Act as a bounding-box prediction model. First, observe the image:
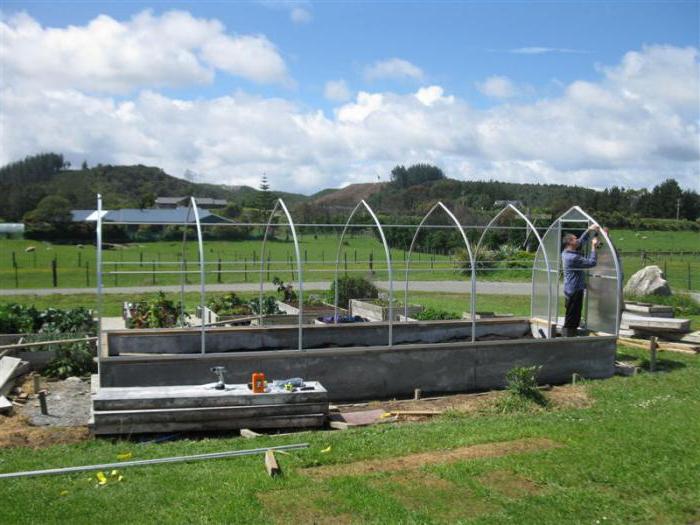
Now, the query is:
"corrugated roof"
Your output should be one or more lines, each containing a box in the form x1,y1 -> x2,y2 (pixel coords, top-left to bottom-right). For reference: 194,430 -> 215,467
155,196 -> 186,204
154,196 -> 227,206
71,207 -> 232,224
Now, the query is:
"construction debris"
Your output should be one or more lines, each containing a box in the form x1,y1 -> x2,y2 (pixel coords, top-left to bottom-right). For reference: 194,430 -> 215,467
0,356 -> 30,397
264,450 -> 282,477
618,301 -> 697,354
0,396 -> 12,414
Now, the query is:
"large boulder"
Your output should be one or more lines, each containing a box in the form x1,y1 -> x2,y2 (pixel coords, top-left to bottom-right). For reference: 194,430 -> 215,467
624,265 -> 672,296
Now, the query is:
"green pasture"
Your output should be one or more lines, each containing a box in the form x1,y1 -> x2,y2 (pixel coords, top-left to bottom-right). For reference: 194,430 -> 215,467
1,229 -> 698,290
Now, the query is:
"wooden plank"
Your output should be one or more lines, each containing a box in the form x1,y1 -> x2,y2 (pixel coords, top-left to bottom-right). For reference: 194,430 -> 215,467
0,336 -> 97,351
93,413 -> 326,435
93,402 -> 329,425
389,410 -> 443,416
265,450 -> 281,477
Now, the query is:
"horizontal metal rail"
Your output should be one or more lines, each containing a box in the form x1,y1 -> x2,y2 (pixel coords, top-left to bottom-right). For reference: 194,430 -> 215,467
99,221 -> 550,230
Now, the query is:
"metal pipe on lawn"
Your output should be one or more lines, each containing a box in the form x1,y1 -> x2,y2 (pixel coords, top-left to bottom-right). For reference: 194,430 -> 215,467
189,197 -> 206,354
0,443 -> 309,480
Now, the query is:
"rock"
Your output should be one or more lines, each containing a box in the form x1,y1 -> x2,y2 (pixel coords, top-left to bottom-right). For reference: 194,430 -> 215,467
65,377 -> 82,383
623,265 -> 672,297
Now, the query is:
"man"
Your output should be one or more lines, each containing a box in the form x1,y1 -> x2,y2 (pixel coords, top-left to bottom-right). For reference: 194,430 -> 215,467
561,225 -> 600,337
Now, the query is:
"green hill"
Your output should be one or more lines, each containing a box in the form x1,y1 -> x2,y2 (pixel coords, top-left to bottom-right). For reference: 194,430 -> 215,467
0,153 -> 307,221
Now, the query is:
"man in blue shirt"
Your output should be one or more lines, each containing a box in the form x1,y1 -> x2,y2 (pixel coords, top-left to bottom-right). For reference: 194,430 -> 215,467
561,225 -> 599,337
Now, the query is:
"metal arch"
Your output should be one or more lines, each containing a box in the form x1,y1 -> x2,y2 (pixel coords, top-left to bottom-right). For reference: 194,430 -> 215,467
95,194 -> 103,382
404,202 -> 477,341
259,199 -> 304,351
333,200 -> 394,346
553,205 -> 623,334
179,198 -> 206,352
475,204 -> 554,338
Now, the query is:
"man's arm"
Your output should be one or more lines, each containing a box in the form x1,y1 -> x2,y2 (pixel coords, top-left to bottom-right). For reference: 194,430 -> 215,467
576,225 -> 599,247
571,237 -> 599,268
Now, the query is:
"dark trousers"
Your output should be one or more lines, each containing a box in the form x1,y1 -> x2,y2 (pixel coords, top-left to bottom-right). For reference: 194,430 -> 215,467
564,289 -> 584,336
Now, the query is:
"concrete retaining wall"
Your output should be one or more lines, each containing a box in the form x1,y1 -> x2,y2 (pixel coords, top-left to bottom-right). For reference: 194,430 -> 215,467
99,333 -> 617,401
106,318 -> 531,356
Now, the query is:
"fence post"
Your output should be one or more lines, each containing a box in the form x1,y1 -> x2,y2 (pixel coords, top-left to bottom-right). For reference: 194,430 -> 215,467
217,258 -> 222,283
85,261 -> 90,287
369,252 -> 374,273
77,251 -> 81,268
51,258 -> 58,287
344,252 -> 348,275
14,263 -> 19,288
139,251 -> 143,267
354,249 -> 357,263
688,262 -> 692,290
113,262 -> 118,286
152,260 -> 156,285
12,251 -> 16,269
244,258 -> 247,282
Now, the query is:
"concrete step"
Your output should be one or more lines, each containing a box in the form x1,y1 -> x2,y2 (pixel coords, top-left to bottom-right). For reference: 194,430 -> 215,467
620,313 -> 691,333
93,402 -> 329,425
93,413 -> 327,435
93,381 -> 328,411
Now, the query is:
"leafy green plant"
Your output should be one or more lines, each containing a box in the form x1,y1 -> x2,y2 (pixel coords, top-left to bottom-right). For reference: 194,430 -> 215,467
327,276 -> 378,308
495,365 -> 548,412
414,307 -> 461,320
207,293 -> 252,316
44,341 -> 95,379
127,292 -> 183,328
0,303 -> 41,333
248,296 -> 282,315
0,303 -> 95,334
272,276 -> 297,304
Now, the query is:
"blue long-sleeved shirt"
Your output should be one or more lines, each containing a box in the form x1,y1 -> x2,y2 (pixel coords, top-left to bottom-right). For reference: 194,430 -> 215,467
562,230 -> 597,296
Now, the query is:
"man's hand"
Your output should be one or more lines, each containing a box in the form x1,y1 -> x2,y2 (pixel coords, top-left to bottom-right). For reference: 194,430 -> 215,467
591,237 -> 599,250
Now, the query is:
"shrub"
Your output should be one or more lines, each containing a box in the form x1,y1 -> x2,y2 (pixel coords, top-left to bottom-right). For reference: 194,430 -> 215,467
495,366 -> 548,412
207,293 -> 251,316
0,303 -> 95,334
272,276 -> 297,304
248,296 -> 282,315
414,307 -> 461,320
44,341 -> 94,379
327,276 -> 378,308
127,292 -> 183,328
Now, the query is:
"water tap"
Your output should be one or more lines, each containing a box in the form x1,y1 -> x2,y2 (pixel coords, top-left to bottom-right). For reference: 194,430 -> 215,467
210,366 -> 227,390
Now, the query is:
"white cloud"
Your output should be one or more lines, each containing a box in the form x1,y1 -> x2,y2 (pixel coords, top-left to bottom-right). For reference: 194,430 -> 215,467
324,79 -> 351,102
476,76 -> 520,98
290,7 -> 312,24
0,10 -> 291,93
0,25 -> 698,194
364,58 -> 424,81
509,47 -> 585,55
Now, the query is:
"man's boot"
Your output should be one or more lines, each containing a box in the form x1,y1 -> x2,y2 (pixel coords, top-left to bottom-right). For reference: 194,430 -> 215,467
563,327 -> 577,338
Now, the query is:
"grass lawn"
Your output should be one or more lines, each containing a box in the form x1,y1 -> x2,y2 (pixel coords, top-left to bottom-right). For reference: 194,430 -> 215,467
0,344 -> 698,523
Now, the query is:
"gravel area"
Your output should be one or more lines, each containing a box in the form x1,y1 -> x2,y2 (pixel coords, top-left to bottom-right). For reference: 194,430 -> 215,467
20,376 -> 91,427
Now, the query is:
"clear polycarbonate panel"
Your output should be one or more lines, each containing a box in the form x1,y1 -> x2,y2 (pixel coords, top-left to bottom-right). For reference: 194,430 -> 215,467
531,221 -> 561,330
584,235 -> 620,334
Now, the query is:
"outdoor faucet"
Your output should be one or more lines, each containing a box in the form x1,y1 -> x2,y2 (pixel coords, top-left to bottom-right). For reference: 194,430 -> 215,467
210,366 -> 227,390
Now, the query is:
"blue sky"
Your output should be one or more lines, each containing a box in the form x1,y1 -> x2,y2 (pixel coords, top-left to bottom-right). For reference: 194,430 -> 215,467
8,1 -> 697,107
1,1 -> 698,192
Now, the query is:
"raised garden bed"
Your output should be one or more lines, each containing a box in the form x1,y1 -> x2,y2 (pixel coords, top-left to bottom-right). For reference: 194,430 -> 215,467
350,299 -> 423,321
